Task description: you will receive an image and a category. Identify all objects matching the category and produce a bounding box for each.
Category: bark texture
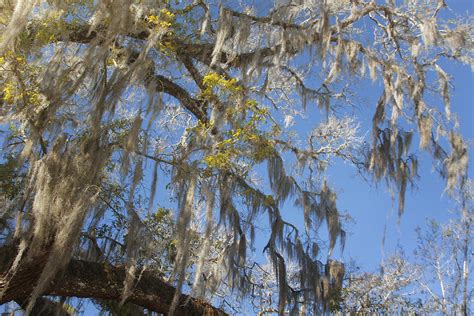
[0,244,227,315]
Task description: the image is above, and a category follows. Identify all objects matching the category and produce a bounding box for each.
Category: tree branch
[0,244,227,316]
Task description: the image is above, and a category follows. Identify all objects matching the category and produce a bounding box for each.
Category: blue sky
[333,0,474,272]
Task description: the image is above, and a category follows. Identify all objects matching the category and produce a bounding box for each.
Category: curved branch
[32,23,209,123]
[0,245,227,316]
[150,74,208,123]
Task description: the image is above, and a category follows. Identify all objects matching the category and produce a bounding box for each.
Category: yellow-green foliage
[147,9,175,29]
[34,12,65,44]
[2,82,15,104]
[200,72,242,100]
[158,40,177,54]
[203,150,236,170]
[189,120,215,137]
[1,52,43,108]
[2,81,42,107]
[147,9,177,55]
[201,87,276,170]
[153,207,171,222]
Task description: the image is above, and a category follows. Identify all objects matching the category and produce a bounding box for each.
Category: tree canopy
[0,0,472,314]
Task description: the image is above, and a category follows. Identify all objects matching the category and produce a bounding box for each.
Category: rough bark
[0,244,227,315]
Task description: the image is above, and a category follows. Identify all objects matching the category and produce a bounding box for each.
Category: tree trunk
[0,244,226,315]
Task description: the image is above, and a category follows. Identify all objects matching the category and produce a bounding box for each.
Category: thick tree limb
[150,73,208,123]
[0,245,227,316]
[30,1,388,74]
[39,23,209,123]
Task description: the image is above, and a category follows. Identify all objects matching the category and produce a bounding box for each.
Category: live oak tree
[0,0,471,315]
